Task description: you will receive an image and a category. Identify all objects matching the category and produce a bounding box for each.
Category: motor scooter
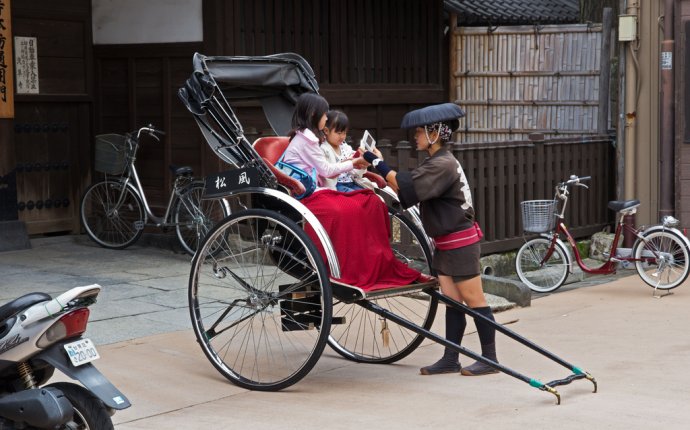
[0,284,130,429]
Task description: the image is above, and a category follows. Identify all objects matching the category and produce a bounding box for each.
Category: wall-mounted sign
[661,51,673,70]
[0,0,14,118]
[14,36,39,94]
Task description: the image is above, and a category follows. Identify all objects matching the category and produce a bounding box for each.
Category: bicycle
[515,175,690,295]
[80,124,228,255]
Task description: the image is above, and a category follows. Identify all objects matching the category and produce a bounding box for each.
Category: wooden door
[14,103,89,234]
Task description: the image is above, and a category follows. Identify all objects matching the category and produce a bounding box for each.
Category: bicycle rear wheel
[633,229,690,290]
[516,237,570,293]
[327,209,437,364]
[80,180,144,249]
[189,209,332,391]
[174,181,228,255]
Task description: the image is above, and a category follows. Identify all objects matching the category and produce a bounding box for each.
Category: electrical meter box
[619,15,637,41]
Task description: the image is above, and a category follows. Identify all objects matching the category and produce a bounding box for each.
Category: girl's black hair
[289,93,329,140]
[325,110,349,133]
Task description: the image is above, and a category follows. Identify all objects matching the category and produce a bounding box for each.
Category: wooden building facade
[1,0,622,255]
[1,0,449,236]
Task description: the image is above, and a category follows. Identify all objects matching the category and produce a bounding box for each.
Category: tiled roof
[445,0,580,26]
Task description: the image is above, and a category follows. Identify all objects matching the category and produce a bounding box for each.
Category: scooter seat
[0,293,51,322]
[607,200,640,212]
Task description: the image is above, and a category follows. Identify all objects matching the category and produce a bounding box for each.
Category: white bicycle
[80,125,228,254]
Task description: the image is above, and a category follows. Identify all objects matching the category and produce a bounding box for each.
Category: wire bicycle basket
[520,200,558,233]
[94,134,129,175]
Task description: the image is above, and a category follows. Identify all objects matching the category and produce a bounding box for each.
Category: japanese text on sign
[14,36,39,94]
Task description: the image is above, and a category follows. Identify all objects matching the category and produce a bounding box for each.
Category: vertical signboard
[14,36,39,94]
[0,0,13,118]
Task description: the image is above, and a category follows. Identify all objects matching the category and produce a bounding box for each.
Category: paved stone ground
[0,234,195,345]
[6,234,690,429]
[0,234,639,345]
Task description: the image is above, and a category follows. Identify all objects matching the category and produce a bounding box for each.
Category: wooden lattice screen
[453,24,606,143]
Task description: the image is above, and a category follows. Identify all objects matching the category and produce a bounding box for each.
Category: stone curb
[481,274,531,307]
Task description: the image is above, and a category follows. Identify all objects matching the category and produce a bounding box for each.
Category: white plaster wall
[92,0,202,44]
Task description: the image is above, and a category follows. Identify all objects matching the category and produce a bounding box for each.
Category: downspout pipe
[617,0,627,201]
[624,0,639,203]
[659,0,675,220]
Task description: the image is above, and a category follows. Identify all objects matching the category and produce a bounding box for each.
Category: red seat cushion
[253,137,306,196]
[253,136,290,165]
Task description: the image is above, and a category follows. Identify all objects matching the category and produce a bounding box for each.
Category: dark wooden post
[378,138,392,167]
[535,141,546,199]
[0,0,30,251]
[396,140,411,172]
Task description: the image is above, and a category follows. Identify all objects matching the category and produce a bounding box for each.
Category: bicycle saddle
[607,200,640,212]
[0,292,51,323]
[169,165,194,177]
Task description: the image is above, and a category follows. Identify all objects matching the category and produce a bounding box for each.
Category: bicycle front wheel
[516,237,570,293]
[633,229,690,290]
[189,209,332,391]
[80,180,144,249]
[174,181,228,255]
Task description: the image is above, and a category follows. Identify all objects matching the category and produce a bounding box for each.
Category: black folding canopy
[179,52,319,136]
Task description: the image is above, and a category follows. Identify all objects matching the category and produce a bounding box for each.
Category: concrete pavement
[2,234,690,429]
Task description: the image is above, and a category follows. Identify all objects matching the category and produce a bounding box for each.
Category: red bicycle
[516,175,690,294]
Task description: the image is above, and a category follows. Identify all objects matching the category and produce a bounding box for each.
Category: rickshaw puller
[362,103,499,376]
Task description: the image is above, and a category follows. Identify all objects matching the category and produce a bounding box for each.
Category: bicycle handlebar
[135,124,166,140]
[560,175,591,187]
[555,175,591,200]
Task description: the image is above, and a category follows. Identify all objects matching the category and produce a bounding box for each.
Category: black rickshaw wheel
[189,208,332,391]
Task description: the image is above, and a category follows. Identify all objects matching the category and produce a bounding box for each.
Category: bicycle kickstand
[652,285,673,299]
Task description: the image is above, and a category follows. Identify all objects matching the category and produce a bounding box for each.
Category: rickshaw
[178,52,597,404]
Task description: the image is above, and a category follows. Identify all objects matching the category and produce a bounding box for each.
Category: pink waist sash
[433,222,483,250]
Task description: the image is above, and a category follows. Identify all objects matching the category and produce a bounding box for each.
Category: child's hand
[372,148,383,160]
[352,157,369,169]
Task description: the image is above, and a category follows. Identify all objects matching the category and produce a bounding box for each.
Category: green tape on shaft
[572,366,584,375]
[529,379,543,388]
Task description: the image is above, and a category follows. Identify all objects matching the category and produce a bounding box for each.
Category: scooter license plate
[64,338,100,367]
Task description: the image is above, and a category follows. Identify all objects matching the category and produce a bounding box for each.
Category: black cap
[400,103,465,130]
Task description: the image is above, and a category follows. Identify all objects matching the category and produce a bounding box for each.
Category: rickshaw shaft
[357,299,532,385]
[429,290,583,373]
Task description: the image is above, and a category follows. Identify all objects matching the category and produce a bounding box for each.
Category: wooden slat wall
[94,44,205,207]
[210,0,447,143]
[378,136,615,254]
[94,0,448,208]
[221,0,439,86]
[454,24,604,143]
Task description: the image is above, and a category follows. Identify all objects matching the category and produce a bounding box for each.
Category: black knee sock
[445,306,467,345]
[472,306,496,346]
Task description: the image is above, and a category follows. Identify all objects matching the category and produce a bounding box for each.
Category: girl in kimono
[320,110,376,191]
[362,103,499,376]
[282,93,423,290]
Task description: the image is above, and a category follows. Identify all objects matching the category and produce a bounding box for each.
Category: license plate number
[64,338,100,367]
